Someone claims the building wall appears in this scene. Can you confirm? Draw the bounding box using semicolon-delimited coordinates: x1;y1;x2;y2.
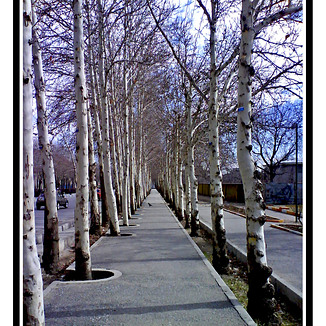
198;183;245;203
264;183;302;204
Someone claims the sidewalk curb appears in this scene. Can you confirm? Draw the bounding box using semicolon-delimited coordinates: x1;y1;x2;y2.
36;221;75;245
224;208;284;223
199;220;302;311
270;223;303;236
267;206;296;216
164;201;256;326
37;222;75;262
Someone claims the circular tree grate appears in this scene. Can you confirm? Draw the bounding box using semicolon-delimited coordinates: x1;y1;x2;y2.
61;269;122;282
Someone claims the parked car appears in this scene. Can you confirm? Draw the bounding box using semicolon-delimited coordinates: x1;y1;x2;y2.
36;192;69;210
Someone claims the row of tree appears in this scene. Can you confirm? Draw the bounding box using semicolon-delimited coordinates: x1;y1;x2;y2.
23;0;302;324
153;0;302;324
23;0;162;323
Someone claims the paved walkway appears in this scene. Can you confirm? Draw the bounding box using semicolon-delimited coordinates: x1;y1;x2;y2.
43;190;255;325
197;198;303;293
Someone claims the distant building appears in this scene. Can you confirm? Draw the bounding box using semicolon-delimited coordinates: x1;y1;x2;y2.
263;161;303;204
197;168;245;203
196;162;303;205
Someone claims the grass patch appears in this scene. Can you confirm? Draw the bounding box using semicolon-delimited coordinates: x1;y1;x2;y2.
222;274;248;307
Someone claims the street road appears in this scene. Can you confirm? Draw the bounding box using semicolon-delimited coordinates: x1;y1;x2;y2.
34;194;76;234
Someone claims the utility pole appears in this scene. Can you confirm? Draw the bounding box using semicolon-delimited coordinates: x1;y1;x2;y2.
293;123;298;223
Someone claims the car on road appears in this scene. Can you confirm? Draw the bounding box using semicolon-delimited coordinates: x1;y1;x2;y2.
36;192;69;210
97;188;101;200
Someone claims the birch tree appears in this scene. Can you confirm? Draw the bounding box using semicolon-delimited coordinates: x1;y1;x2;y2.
73;0;92;280
88;109;101;235
88;44;110;226
136;93;145;207
238;0;276;322
237;0;302;322
32;4;60;274
85;0;101;235
96;0;120;235
185;85;201;236
129;107;137;214
196;0;229;273
122;58;131;226
23;0;45;323
176;116;184;220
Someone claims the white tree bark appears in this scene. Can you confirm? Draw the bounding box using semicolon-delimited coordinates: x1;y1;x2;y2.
207;0;229;273
166;149;172;203
97;0;120;235
108;99;121;213
113;102;124;212
184;161;191;229
122;69;130;226
99;70;120;234
143;133;151;196
32;5;59;274
87;109;101;235
129;108;137;214
189;142;199;236
92;64;110;225
73;0;92;280
86;0;101;235
185;86;200;236
171;142;178;210
92;103;107;226
136;98;144;207
177;121;184;220
23;1;45;323
237;0;278;322
184;86;192;229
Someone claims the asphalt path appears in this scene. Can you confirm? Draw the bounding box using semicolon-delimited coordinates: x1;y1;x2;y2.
43;189;254;326
197;201;302;292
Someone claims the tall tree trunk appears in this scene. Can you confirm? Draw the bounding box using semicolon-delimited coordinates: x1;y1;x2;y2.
171;141;178;211
136;98;144;207
129;107;137;214
122;70;130;226
97;0;120;235
108;100;121;214
32;5;59;275
208;0;229;274
93;64;110;225
177;121;184;221
92;103;108;227
237;0;279;324
86;0;101;235
184;164;191;229
73;0;92;280
189;142;199;236
88;109;101;235
165;147;172;204
122;6;131;224
23;1;45;323
185;86;199;236
113;102;124;213
184;86;192;229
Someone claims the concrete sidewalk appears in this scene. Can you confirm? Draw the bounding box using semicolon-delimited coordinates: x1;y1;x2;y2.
43;190;255;325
